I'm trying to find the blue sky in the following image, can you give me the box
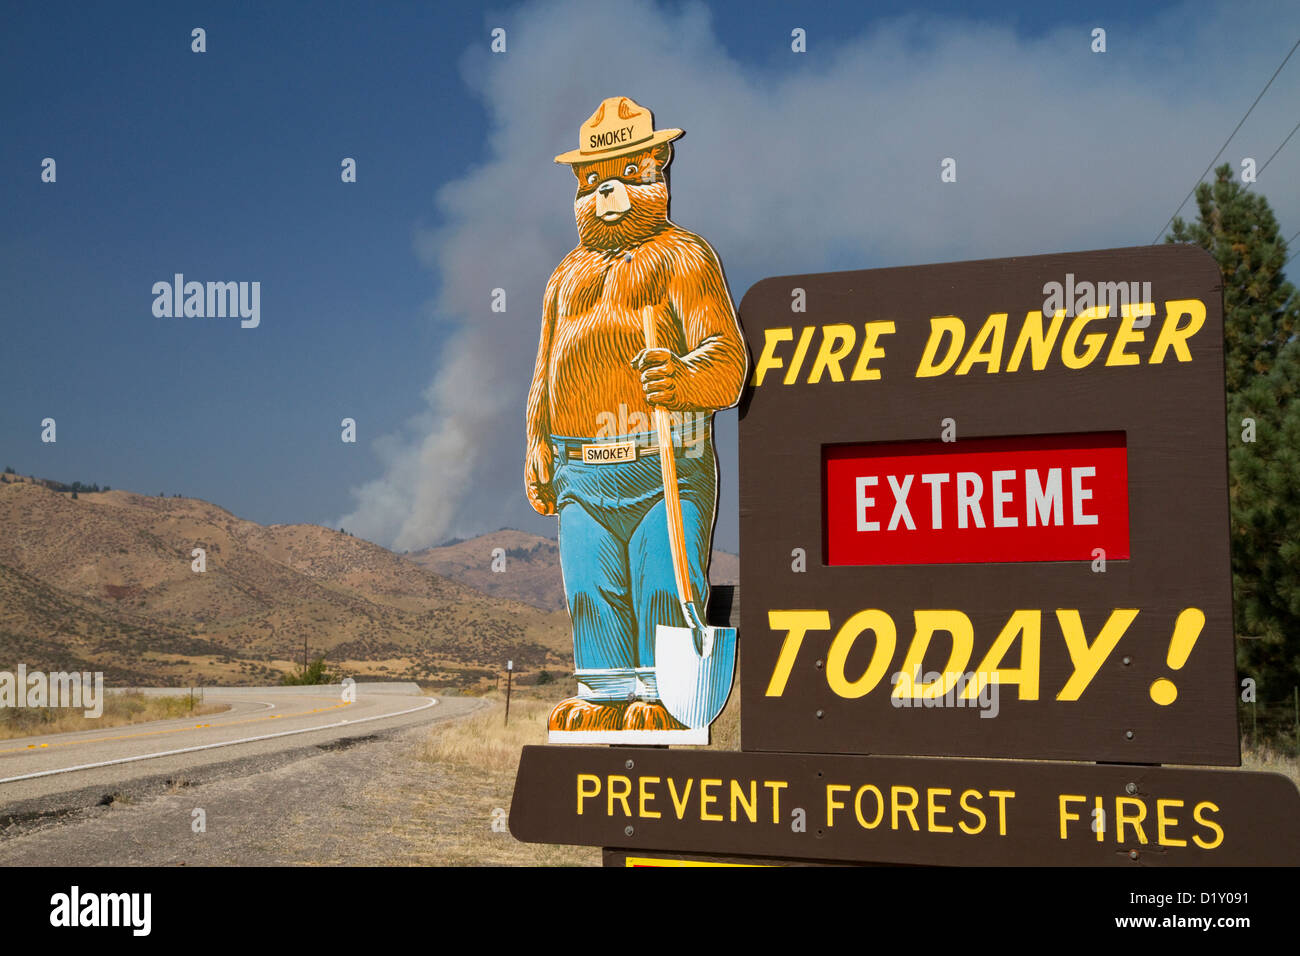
[3,0,1298,554]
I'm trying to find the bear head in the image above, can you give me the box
[571,142,671,252]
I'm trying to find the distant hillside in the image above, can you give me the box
[0,478,570,686]
[405,529,739,611]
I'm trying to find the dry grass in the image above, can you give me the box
[704,669,741,751]
[0,690,226,740]
[419,694,556,772]
[1241,743,1300,787]
[403,681,748,866]
[407,689,597,865]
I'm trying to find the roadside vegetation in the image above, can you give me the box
[280,654,336,685]
[408,678,745,866]
[0,690,227,740]
[413,686,598,865]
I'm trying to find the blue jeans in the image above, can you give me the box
[551,428,716,701]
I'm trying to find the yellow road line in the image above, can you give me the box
[0,700,353,756]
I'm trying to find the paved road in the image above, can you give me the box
[0,684,474,816]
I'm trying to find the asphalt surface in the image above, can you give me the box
[0,684,474,830]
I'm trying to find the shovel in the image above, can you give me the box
[639,306,736,730]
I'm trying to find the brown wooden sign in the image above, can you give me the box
[736,245,1238,765]
[510,745,1300,866]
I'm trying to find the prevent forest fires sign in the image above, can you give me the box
[510,746,1300,866]
[738,245,1237,765]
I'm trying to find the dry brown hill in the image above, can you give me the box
[404,529,739,611]
[0,478,570,686]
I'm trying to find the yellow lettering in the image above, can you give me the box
[1105,302,1155,366]
[927,787,953,833]
[765,781,787,823]
[607,775,632,817]
[1056,609,1139,700]
[639,776,661,819]
[1156,798,1186,847]
[700,779,723,821]
[855,784,884,829]
[1061,306,1109,369]
[915,316,966,377]
[751,327,793,386]
[960,789,987,835]
[577,774,601,815]
[1007,309,1066,372]
[808,323,856,383]
[730,779,758,823]
[850,320,896,381]
[955,313,1007,375]
[891,785,921,831]
[826,609,897,699]
[1059,794,1085,839]
[667,777,693,819]
[895,610,974,699]
[784,326,816,384]
[963,610,1041,700]
[1150,299,1205,364]
[989,790,1015,836]
[1193,801,1224,849]
[765,610,831,696]
[1115,796,1148,844]
[826,784,851,827]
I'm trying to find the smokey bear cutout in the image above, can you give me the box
[526,96,747,739]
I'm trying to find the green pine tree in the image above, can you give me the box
[1167,163,1300,743]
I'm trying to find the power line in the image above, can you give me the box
[1152,36,1300,243]
[1245,117,1300,189]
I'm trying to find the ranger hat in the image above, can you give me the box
[554,96,683,165]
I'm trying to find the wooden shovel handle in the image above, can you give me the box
[641,306,695,606]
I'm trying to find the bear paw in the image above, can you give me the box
[548,697,627,732]
[622,700,688,731]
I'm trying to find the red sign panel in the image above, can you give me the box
[824,432,1130,565]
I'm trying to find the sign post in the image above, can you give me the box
[506,659,513,727]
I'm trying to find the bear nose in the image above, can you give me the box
[599,184,614,197]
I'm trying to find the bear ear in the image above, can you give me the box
[652,142,673,168]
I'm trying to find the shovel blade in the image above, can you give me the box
[654,623,736,730]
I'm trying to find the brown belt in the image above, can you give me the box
[552,428,710,463]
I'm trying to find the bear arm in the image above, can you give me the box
[668,247,748,411]
[526,273,560,445]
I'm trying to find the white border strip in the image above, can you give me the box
[0,697,439,785]
[548,728,707,745]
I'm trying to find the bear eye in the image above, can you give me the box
[624,162,640,178]
[585,171,598,185]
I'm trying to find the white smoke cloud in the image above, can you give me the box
[337,0,1300,552]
